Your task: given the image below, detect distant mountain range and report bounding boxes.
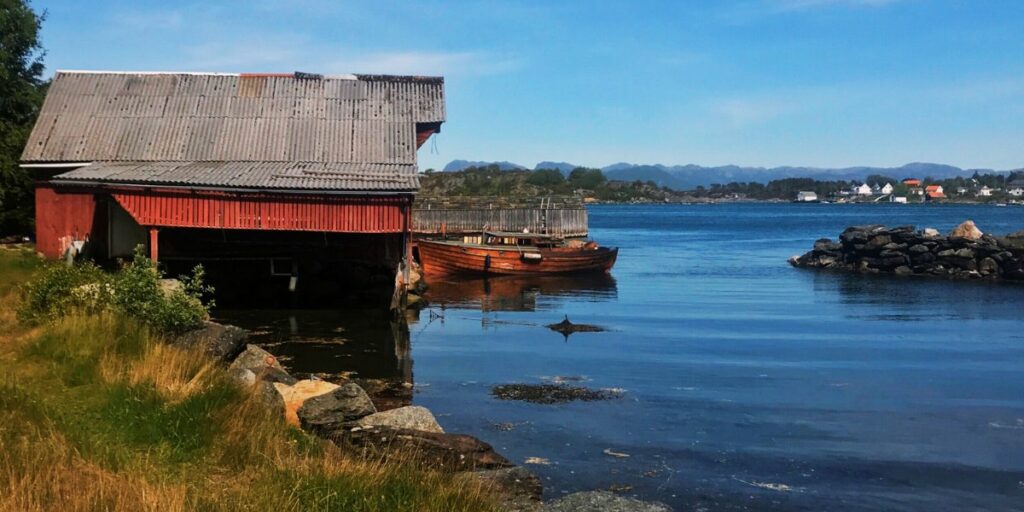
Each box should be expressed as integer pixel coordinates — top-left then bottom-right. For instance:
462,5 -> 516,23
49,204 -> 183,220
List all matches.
438,160 -> 1016,190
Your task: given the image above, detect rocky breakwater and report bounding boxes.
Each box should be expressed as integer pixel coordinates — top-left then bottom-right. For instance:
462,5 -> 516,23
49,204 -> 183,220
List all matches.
789,221 -> 1024,281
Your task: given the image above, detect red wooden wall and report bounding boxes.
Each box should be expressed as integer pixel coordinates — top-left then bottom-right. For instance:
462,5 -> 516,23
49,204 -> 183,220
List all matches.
35,185 -> 97,259
112,190 -> 409,233
35,184 -> 412,259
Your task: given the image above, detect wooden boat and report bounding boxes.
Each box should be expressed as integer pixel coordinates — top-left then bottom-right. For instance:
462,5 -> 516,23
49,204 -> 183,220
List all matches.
417,231 -> 618,276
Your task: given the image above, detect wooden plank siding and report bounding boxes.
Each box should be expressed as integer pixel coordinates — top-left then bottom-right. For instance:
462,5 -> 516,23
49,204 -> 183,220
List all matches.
112,189 -> 409,233
412,208 -> 588,238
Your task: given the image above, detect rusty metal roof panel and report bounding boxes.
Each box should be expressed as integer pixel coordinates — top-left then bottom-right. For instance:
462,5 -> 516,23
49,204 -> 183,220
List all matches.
23,71 -> 444,167
53,160 -> 418,192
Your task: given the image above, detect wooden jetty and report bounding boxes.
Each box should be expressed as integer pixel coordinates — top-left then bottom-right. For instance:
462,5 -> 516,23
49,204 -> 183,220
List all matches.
412,207 -> 589,238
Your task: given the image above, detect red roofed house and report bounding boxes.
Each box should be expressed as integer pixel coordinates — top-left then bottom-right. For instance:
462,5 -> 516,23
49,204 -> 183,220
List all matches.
22,71 -> 445,306
925,185 -> 945,200
902,178 -> 921,187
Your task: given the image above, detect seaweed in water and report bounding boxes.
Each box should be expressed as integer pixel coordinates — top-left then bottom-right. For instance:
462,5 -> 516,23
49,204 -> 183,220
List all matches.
491,383 -> 622,404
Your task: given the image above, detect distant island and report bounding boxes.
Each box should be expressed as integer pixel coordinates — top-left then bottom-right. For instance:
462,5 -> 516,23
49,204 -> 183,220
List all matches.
437,160 -> 1023,192
420,164 -> 1024,206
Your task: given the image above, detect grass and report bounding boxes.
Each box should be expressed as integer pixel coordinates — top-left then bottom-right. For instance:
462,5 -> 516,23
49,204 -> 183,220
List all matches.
0,248 -> 500,512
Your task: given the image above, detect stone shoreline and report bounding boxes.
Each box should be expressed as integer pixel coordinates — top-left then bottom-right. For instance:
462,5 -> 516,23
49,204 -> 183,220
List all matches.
789,221 -> 1024,281
174,322 -> 671,512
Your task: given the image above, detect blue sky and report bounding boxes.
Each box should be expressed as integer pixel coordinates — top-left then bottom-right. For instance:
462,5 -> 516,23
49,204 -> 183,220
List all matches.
34,0 -> 1024,171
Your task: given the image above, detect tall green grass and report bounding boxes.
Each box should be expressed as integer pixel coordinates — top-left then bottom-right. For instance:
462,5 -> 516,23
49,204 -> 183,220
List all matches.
0,249 -> 500,512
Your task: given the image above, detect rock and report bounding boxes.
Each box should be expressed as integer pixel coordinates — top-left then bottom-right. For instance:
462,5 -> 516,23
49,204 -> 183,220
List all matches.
813,238 -> 840,252
922,228 -> 940,237
862,235 -> 892,252
352,405 -> 444,433
227,367 -> 286,417
474,467 -> 543,511
544,491 -> 671,512
1008,230 -> 1024,239
949,220 -> 983,240
257,381 -> 286,415
335,426 -> 513,471
793,224 -> 1024,284
978,257 -> 999,275
171,321 -> 248,361
275,379 -> 342,427
297,382 -> 377,435
229,345 -> 297,385
546,315 -> 605,338
938,248 -> 974,259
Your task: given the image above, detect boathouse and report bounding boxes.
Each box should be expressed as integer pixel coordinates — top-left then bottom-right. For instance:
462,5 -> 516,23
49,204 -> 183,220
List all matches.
22,71 -> 444,306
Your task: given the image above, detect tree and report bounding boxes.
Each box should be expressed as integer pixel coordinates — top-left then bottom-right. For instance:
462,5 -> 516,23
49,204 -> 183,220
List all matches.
568,167 -> 606,189
527,168 -> 565,187
0,0 -> 46,235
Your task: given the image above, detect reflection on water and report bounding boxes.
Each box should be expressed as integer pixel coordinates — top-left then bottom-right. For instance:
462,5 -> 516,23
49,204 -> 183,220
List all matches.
215,204 -> 1024,511
812,272 -> 1024,322
213,308 -> 414,409
424,273 -> 618,312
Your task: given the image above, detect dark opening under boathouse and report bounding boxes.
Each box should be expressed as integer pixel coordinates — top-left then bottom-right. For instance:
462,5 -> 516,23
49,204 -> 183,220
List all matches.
22,70 -> 445,306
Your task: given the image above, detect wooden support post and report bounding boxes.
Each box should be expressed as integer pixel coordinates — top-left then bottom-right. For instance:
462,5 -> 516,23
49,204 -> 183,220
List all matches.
402,200 -> 412,287
148,227 -> 159,262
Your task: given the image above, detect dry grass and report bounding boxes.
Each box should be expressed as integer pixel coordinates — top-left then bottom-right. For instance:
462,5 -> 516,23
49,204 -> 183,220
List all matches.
0,249 -> 500,512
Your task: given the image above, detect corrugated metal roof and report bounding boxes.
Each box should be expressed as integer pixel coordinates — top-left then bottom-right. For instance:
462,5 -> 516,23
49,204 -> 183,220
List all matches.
53,161 -> 419,192
22,71 -> 443,192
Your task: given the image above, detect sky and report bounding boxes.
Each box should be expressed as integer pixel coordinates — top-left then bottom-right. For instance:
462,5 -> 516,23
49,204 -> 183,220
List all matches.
32,0 -> 1024,171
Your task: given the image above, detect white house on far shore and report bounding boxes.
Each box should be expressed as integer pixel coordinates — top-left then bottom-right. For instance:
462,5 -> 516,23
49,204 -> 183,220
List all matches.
880,183 -> 894,195
977,186 -> 993,197
796,191 -> 818,202
854,183 -> 872,196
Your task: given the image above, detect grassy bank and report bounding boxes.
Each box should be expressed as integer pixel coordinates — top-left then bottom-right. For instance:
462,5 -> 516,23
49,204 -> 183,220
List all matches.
0,246 -> 498,512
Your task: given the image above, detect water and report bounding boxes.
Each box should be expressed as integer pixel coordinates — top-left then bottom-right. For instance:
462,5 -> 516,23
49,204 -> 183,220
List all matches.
217,203 -> 1024,511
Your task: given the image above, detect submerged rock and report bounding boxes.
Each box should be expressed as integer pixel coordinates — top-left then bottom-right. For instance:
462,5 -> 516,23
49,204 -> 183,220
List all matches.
546,315 -> 606,338
491,383 -> 622,404
297,382 -> 377,435
334,425 -> 513,471
544,491 -> 671,512
352,405 -> 444,433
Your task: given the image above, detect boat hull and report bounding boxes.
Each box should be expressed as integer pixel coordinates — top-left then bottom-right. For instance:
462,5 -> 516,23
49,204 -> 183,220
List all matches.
417,240 -> 618,276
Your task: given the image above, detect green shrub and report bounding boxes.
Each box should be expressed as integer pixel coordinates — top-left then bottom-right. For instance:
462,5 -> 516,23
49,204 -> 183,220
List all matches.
18,247 -> 214,334
17,260 -> 110,323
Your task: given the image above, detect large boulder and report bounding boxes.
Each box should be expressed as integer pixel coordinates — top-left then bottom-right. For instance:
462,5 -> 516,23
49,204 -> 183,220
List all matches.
297,382 -> 376,435
949,220 -> 983,240
352,405 -> 444,433
275,379 -> 342,427
334,425 -> 512,471
544,491 -> 671,512
229,345 -> 297,385
227,368 -> 287,416
172,321 -> 248,361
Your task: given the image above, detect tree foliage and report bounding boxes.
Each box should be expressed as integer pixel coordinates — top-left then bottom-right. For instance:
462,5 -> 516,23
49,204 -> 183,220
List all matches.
568,167 -> 606,189
0,0 -> 46,235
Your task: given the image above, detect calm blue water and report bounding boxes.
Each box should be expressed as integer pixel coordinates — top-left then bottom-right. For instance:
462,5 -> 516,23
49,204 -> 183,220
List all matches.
225,203 -> 1024,511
